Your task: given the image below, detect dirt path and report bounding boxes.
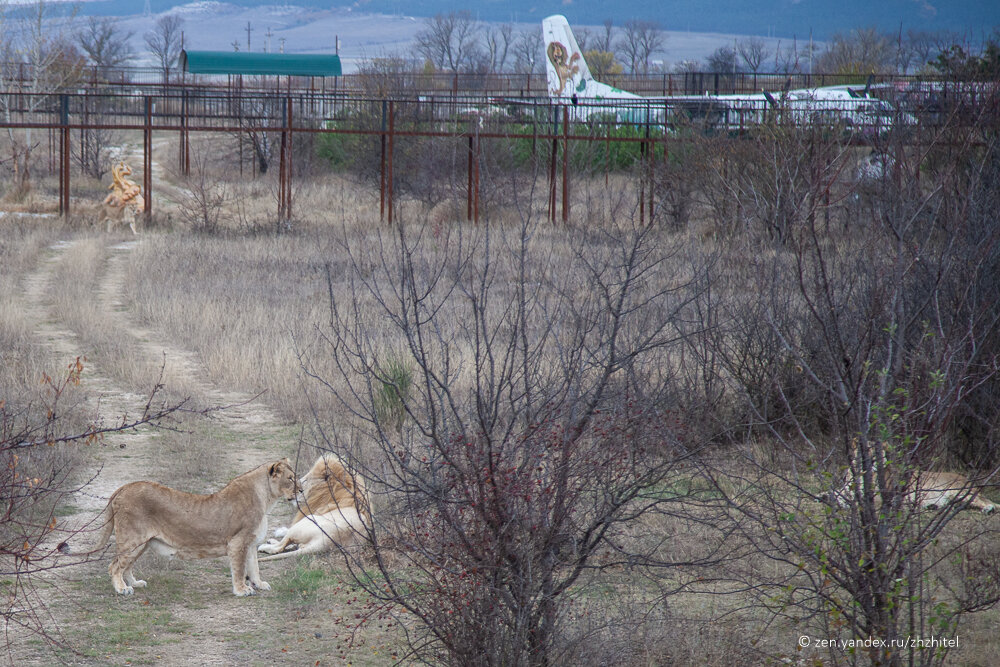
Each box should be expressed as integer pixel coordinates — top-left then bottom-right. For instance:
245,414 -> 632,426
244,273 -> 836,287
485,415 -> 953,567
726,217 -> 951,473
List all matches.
13,237 -> 305,666
116,138 -> 190,210
20,239 -> 161,516
99,239 -> 283,453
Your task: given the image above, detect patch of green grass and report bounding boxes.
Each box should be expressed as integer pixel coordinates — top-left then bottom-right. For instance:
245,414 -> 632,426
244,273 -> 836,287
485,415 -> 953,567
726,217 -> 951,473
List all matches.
57,569 -> 196,662
87,607 -> 175,648
374,355 -> 414,433
53,504 -> 83,517
642,473 -> 721,501
270,561 -> 331,604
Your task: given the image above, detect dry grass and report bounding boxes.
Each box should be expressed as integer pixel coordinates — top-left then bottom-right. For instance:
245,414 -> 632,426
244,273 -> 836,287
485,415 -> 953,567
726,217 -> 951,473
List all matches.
45,235 -> 177,396
4,127 -> 1000,665
0,220 -> 64,405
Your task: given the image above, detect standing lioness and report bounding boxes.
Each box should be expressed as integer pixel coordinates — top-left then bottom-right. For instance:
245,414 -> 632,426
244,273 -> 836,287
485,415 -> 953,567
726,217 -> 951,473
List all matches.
95,459 -> 300,596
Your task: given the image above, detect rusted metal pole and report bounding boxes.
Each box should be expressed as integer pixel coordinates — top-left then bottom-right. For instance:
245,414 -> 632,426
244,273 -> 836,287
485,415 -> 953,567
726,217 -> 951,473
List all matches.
467,134 -> 473,222
387,100 -> 394,225
143,96 -> 152,217
80,95 -> 88,172
59,94 -> 70,216
379,99 -> 386,222
639,132 -> 646,226
548,106 -> 557,223
639,173 -> 645,226
473,128 -> 480,224
562,106 -> 569,224
179,89 -> 190,176
286,96 -> 293,220
648,135 -> 655,225
278,122 -> 287,219
646,116 -> 654,226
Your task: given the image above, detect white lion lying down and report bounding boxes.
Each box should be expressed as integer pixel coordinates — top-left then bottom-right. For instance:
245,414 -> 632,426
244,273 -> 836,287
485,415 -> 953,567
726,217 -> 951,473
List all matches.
834,444 -> 996,514
258,453 -> 370,561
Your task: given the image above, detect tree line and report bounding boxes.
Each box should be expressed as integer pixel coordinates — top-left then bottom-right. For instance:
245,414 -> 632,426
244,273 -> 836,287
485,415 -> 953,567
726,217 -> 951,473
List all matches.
4,5 -> 997,82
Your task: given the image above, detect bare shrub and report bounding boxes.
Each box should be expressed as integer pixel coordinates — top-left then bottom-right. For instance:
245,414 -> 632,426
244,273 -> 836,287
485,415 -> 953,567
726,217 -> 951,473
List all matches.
174,150 -> 232,233
697,113 -> 1000,666
301,212 -> 728,665
0,361 -> 188,654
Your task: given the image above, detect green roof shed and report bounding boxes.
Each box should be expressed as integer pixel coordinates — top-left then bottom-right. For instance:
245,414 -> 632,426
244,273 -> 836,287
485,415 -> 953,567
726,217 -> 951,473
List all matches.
180,50 -> 342,77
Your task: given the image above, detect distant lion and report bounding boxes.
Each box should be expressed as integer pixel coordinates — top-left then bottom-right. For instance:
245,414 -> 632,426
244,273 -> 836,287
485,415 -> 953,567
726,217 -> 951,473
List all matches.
94,459 -> 301,596
258,453 -> 369,561
101,160 -> 144,234
99,196 -> 143,235
834,444 -> 995,514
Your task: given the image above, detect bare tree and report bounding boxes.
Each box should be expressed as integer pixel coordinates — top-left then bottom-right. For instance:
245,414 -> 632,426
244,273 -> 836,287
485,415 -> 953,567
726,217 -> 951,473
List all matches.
74,118 -> 120,180
512,28 -> 543,76
617,19 -> 665,75
484,23 -> 513,73
597,19 -> 615,53
144,14 -> 184,83
77,16 -> 134,70
707,45 -> 740,73
355,55 -> 414,96
736,36 -> 769,74
673,59 -> 703,74
0,1 -> 82,199
414,11 -> 481,74
905,29 -> 952,72
816,27 -> 896,74
74,16 -> 131,180
773,39 -> 802,74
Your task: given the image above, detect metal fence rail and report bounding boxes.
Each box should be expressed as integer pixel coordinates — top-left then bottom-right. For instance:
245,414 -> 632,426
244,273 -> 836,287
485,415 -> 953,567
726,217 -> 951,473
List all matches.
2,61 -> 994,97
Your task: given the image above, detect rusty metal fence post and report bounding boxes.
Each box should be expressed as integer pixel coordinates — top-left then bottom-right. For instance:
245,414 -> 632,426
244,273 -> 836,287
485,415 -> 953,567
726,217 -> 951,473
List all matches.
143,96 -> 152,218
473,125 -> 480,224
379,99 -> 386,222
467,133 -> 473,222
465,124 -> 480,224
59,94 -> 70,216
179,89 -> 190,176
287,96 -> 294,220
278,95 -> 293,221
562,106 -> 569,224
548,106 -> 558,223
387,100 -> 394,225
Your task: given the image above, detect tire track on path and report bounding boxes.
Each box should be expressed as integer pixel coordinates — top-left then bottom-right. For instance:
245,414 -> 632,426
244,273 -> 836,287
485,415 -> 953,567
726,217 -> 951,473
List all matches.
21,238 -> 161,514
99,239 -> 288,470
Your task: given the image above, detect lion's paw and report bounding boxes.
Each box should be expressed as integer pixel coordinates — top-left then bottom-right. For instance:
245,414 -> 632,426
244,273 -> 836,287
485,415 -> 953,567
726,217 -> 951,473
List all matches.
131,579 -> 147,588
233,586 -> 256,597
116,585 -> 134,596
254,580 -> 271,591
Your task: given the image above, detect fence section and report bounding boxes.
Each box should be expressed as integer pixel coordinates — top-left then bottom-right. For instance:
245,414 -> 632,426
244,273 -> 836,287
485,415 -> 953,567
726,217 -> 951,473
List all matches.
0,87 -> 996,225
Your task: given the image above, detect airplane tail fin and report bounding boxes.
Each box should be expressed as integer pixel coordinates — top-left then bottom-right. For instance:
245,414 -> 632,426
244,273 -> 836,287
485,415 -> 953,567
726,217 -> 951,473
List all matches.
542,15 -> 641,102
542,15 -> 594,98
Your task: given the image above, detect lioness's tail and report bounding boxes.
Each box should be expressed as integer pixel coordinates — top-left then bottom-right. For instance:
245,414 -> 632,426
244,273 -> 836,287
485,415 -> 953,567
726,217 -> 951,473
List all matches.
90,499 -> 117,553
